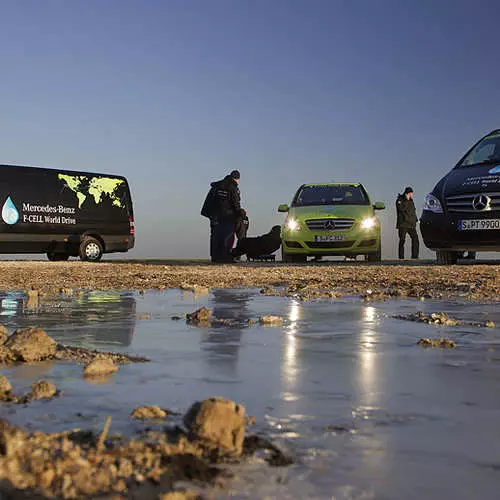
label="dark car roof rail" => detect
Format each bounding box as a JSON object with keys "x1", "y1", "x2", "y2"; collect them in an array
[{"x1": 488, "y1": 129, "x2": 500, "y2": 135}]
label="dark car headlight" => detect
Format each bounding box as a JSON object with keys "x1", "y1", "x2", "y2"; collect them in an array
[{"x1": 423, "y1": 193, "x2": 443, "y2": 214}]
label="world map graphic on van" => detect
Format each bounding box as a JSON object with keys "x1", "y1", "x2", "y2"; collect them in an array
[{"x1": 58, "y1": 174, "x2": 125, "y2": 209}]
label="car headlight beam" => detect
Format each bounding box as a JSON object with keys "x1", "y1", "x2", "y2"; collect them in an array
[
  {"x1": 360, "y1": 217, "x2": 377, "y2": 230},
  {"x1": 423, "y1": 193, "x2": 444, "y2": 214},
  {"x1": 286, "y1": 218, "x2": 300, "y2": 231}
]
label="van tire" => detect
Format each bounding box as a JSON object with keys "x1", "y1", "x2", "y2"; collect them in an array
[
  {"x1": 79, "y1": 236, "x2": 103, "y2": 262},
  {"x1": 47, "y1": 252, "x2": 69, "y2": 262},
  {"x1": 436, "y1": 250, "x2": 458, "y2": 265}
]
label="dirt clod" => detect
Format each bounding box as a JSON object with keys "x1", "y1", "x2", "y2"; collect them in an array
[
  {"x1": 83, "y1": 359, "x2": 118, "y2": 378},
  {"x1": 186, "y1": 307, "x2": 211, "y2": 325},
  {"x1": 131, "y1": 405, "x2": 168, "y2": 420},
  {"x1": 417, "y1": 338, "x2": 456, "y2": 348},
  {"x1": 259, "y1": 315, "x2": 284, "y2": 325},
  {"x1": 0, "y1": 324, "x2": 7, "y2": 346},
  {"x1": 4, "y1": 327, "x2": 57, "y2": 362},
  {"x1": 0, "y1": 374, "x2": 12, "y2": 394},
  {"x1": 30, "y1": 380, "x2": 58, "y2": 400},
  {"x1": 184, "y1": 397, "x2": 246, "y2": 457}
]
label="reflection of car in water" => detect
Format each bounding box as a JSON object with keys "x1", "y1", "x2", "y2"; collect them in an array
[
  {"x1": 278, "y1": 183, "x2": 385, "y2": 262},
  {"x1": 421, "y1": 129, "x2": 500, "y2": 264},
  {"x1": 0, "y1": 291, "x2": 136, "y2": 347}
]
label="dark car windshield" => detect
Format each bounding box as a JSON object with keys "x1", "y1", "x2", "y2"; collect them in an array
[
  {"x1": 292, "y1": 185, "x2": 369, "y2": 207},
  {"x1": 459, "y1": 132, "x2": 500, "y2": 167}
]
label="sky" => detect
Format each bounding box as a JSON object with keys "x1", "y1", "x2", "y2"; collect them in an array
[{"x1": 0, "y1": 0, "x2": 499, "y2": 259}]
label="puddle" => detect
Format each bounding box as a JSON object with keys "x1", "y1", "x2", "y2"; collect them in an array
[{"x1": 1, "y1": 289, "x2": 500, "y2": 499}]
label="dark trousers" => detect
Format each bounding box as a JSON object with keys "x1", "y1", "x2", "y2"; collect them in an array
[
  {"x1": 211, "y1": 220, "x2": 235, "y2": 262},
  {"x1": 398, "y1": 227, "x2": 419, "y2": 259}
]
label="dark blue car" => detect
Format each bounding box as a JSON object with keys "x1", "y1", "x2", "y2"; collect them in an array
[{"x1": 421, "y1": 129, "x2": 500, "y2": 264}]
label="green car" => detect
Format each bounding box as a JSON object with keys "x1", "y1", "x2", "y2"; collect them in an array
[{"x1": 278, "y1": 183, "x2": 385, "y2": 262}]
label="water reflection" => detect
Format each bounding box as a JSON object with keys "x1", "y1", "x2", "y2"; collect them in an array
[
  {"x1": 284, "y1": 300, "x2": 301, "y2": 386},
  {"x1": 200, "y1": 289, "x2": 253, "y2": 376},
  {"x1": 0, "y1": 291, "x2": 136, "y2": 347},
  {"x1": 359, "y1": 305, "x2": 378, "y2": 407}
]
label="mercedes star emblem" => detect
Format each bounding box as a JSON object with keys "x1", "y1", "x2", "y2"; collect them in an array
[
  {"x1": 324, "y1": 220, "x2": 336, "y2": 230},
  {"x1": 472, "y1": 194, "x2": 490, "y2": 211}
]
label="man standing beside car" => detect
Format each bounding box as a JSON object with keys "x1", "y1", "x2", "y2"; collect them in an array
[
  {"x1": 201, "y1": 170, "x2": 242, "y2": 263},
  {"x1": 396, "y1": 186, "x2": 419, "y2": 259}
]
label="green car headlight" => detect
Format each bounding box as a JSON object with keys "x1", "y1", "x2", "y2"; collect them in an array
[
  {"x1": 360, "y1": 217, "x2": 377, "y2": 230},
  {"x1": 286, "y1": 218, "x2": 301, "y2": 231}
]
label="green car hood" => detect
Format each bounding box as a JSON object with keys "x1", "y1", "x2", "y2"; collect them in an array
[{"x1": 289, "y1": 205, "x2": 373, "y2": 220}]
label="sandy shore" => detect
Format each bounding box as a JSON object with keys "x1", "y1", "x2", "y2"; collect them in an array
[{"x1": 0, "y1": 260, "x2": 497, "y2": 300}]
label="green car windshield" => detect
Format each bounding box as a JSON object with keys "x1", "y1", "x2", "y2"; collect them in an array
[{"x1": 292, "y1": 185, "x2": 370, "y2": 207}]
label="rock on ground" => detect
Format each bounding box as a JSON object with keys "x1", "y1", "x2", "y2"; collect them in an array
[
  {"x1": 417, "y1": 338, "x2": 456, "y2": 348},
  {"x1": 186, "y1": 307, "x2": 211, "y2": 324},
  {"x1": 184, "y1": 397, "x2": 246, "y2": 456},
  {"x1": 83, "y1": 358, "x2": 118, "y2": 377},
  {"x1": 4, "y1": 327, "x2": 57, "y2": 362},
  {"x1": 159, "y1": 491, "x2": 202, "y2": 500},
  {"x1": 131, "y1": 405, "x2": 167, "y2": 420},
  {"x1": 259, "y1": 315, "x2": 284, "y2": 325},
  {"x1": 30, "y1": 380, "x2": 57, "y2": 399},
  {"x1": 0, "y1": 374, "x2": 12, "y2": 394},
  {"x1": 0, "y1": 324, "x2": 7, "y2": 345}
]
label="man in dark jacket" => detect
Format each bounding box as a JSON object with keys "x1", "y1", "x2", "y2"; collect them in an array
[
  {"x1": 396, "y1": 186, "x2": 419, "y2": 259},
  {"x1": 201, "y1": 170, "x2": 242, "y2": 263}
]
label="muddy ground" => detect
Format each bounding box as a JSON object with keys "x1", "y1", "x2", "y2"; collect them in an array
[{"x1": 0, "y1": 260, "x2": 497, "y2": 300}]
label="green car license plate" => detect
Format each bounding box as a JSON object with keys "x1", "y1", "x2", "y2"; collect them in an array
[{"x1": 314, "y1": 234, "x2": 345, "y2": 242}]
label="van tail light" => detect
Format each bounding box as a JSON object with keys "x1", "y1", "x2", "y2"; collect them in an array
[{"x1": 129, "y1": 216, "x2": 135, "y2": 236}]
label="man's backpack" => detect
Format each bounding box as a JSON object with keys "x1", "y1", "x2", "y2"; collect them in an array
[{"x1": 201, "y1": 186, "x2": 216, "y2": 218}]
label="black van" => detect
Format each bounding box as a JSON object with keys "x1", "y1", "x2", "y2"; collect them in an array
[
  {"x1": 0, "y1": 164, "x2": 134, "y2": 261},
  {"x1": 421, "y1": 129, "x2": 500, "y2": 264}
]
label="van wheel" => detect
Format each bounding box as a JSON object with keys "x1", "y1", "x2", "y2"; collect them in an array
[
  {"x1": 47, "y1": 252, "x2": 70, "y2": 262},
  {"x1": 79, "y1": 237, "x2": 103, "y2": 262},
  {"x1": 436, "y1": 250, "x2": 458, "y2": 265}
]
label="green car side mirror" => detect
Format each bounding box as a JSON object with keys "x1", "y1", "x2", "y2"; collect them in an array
[
  {"x1": 373, "y1": 202, "x2": 385, "y2": 210},
  {"x1": 278, "y1": 204, "x2": 289, "y2": 213}
]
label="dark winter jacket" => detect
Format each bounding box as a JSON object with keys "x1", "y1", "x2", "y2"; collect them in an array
[
  {"x1": 396, "y1": 194, "x2": 418, "y2": 229},
  {"x1": 201, "y1": 175, "x2": 241, "y2": 222}
]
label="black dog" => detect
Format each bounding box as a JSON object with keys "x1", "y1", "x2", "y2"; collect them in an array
[{"x1": 232, "y1": 225, "x2": 281, "y2": 259}]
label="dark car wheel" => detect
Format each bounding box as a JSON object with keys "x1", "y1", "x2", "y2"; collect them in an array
[
  {"x1": 436, "y1": 250, "x2": 458, "y2": 265},
  {"x1": 79, "y1": 236, "x2": 103, "y2": 262},
  {"x1": 282, "y1": 250, "x2": 307, "y2": 263},
  {"x1": 366, "y1": 247, "x2": 382, "y2": 262},
  {"x1": 47, "y1": 252, "x2": 70, "y2": 262}
]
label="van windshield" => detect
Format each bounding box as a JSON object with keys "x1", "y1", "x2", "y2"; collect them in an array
[
  {"x1": 459, "y1": 132, "x2": 500, "y2": 167},
  {"x1": 292, "y1": 185, "x2": 369, "y2": 207}
]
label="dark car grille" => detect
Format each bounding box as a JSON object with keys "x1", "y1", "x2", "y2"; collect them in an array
[
  {"x1": 306, "y1": 240, "x2": 355, "y2": 249},
  {"x1": 445, "y1": 192, "x2": 500, "y2": 213},
  {"x1": 305, "y1": 218, "x2": 355, "y2": 231}
]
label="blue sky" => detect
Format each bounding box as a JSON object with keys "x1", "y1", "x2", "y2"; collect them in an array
[{"x1": 1, "y1": 0, "x2": 499, "y2": 258}]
